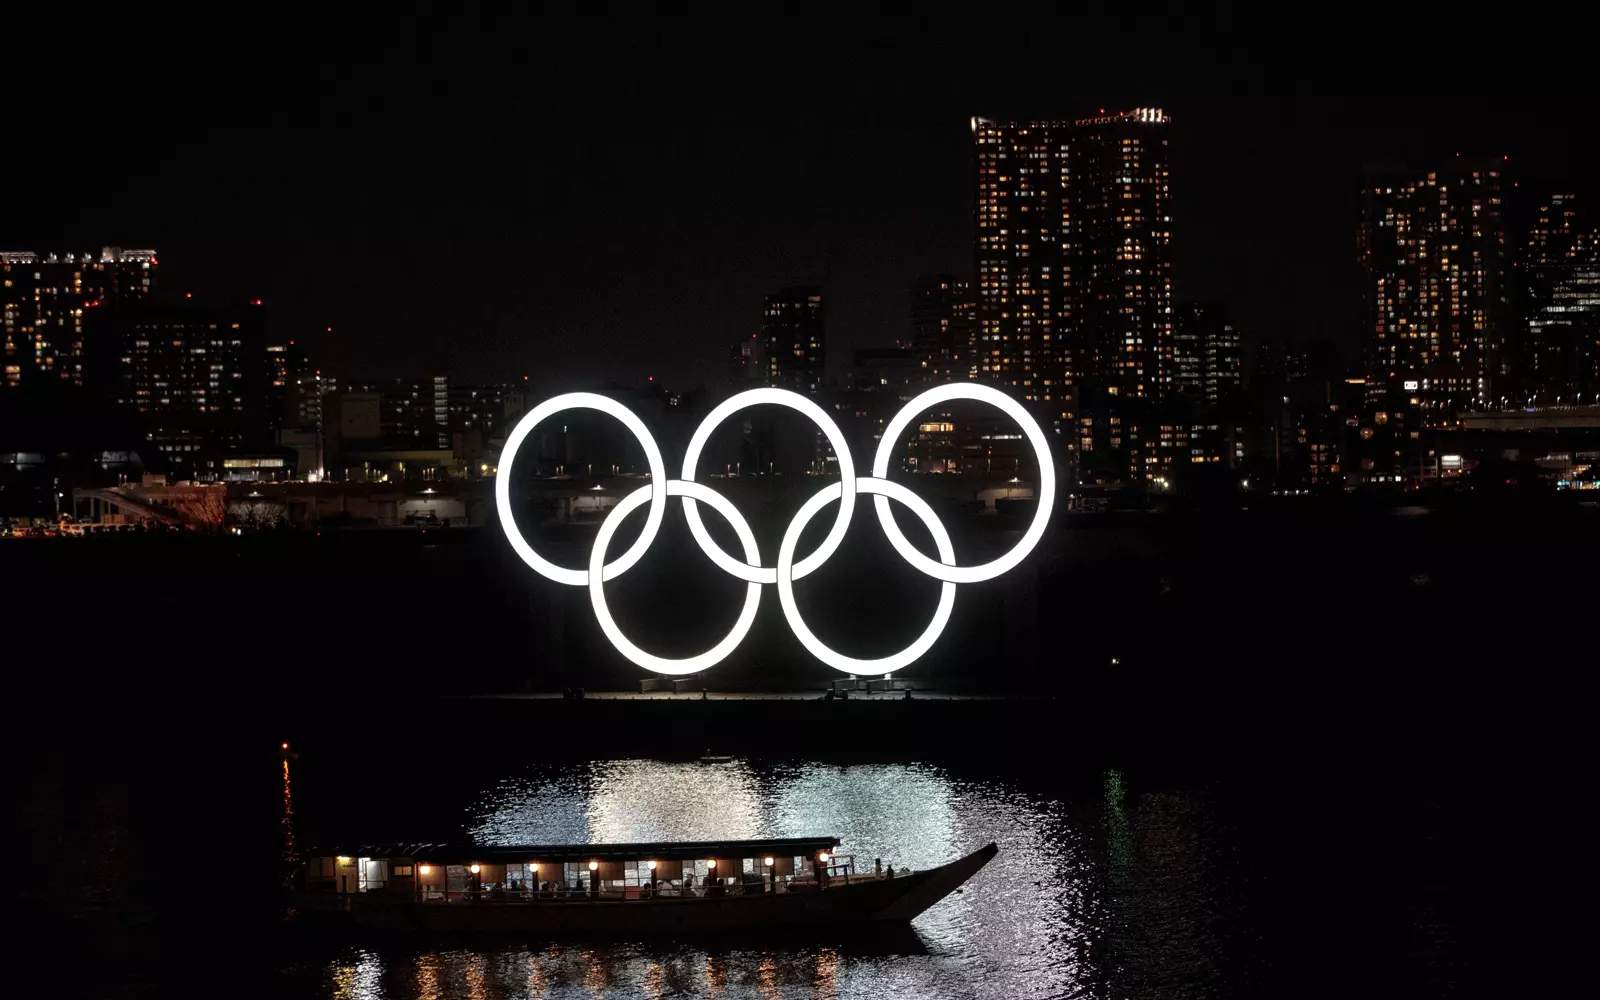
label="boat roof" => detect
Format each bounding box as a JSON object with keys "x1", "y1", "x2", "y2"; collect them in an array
[{"x1": 307, "y1": 836, "x2": 842, "y2": 864}]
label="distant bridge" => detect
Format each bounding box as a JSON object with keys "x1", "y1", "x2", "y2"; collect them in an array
[{"x1": 71, "y1": 487, "x2": 203, "y2": 526}]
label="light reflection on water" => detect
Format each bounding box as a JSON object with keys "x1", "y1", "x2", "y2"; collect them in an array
[{"x1": 296, "y1": 761, "x2": 1238, "y2": 1000}]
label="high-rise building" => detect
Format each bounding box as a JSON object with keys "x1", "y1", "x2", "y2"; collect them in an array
[
  {"x1": 761, "y1": 286, "x2": 825, "y2": 396},
  {"x1": 265, "y1": 340, "x2": 311, "y2": 434},
  {"x1": 1174, "y1": 301, "x2": 1243, "y2": 405},
  {"x1": 1, "y1": 247, "x2": 156, "y2": 388},
  {"x1": 1358, "y1": 159, "x2": 1510, "y2": 410},
  {"x1": 449, "y1": 382, "x2": 527, "y2": 439},
  {"x1": 971, "y1": 110, "x2": 1174, "y2": 408},
  {"x1": 287, "y1": 371, "x2": 328, "y2": 431},
  {"x1": 1524, "y1": 192, "x2": 1600, "y2": 403},
  {"x1": 338, "y1": 376, "x2": 451, "y2": 449},
  {"x1": 727, "y1": 334, "x2": 766, "y2": 389},
  {"x1": 112, "y1": 302, "x2": 268, "y2": 470},
  {"x1": 909, "y1": 275, "x2": 975, "y2": 383}
]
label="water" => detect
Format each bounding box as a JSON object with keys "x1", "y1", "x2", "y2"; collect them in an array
[
  {"x1": 271, "y1": 758, "x2": 1254, "y2": 1000},
  {"x1": 18, "y1": 505, "x2": 1589, "y2": 998},
  {"x1": 18, "y1": 699, "x2": 1517, "y2": 1000}
]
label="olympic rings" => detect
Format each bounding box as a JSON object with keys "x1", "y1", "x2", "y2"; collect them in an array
[
  {"x1": 497, "y1": 387, "x2": 1052, "y2": 676},
  {"x1": 680, "y1": 387, "x2": 855, "y2": 584},
  {"x1": 775, "y1": 479, "x2": 956, "y2": 676},
  {"x1": 871, "y1": 383, "x2": 1056, "y2": 584},
  {"x1": 495, "y1": 392, "x2": 668, "y2": 586},
  {"x1": 589, "y1": 481, "x2": 764, "y2": 676}
]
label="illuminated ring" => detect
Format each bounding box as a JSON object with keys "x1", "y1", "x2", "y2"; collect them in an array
[
  {"x1": 870, "y1": 383, "x2": 1055, "y2": 584},
  {"x1": 680, "y1": 387, "x2": 856, "y2": 584},
  {"x1": 775, "y1": 478, "x2": 956, "y2": 677},
  {"x1": 589, "y1": 480, "x2": 762, "y2": 676},
  {"x1": 495, "y1": 392, "x2": 668, "y2": 586}
]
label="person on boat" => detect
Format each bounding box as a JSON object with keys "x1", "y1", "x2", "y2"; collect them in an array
[{"x1": 683, "y1": 872, "x2": 695, "y2": 897}]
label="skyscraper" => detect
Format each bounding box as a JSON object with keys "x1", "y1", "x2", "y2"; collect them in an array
[
  {"x1": 971, "y1": 110, "x2": 1174, "y2": 408},
  {"x1": 265, "y1": 339, "x2": 311, "y2": 434},
  {"x1": 338, "y1": 376, "x2": 451, "y2": 449},
  {"x1": 1, "y1": 247, "x2": 156, "y2": 388},
  {"x1": 1524, "y1": 192, "x2": 1600, "y2": 403},
  {"x1": 1358, "y1": 159, "x2": 1510, "y2": 410},
  {"x1": 909, "y1": 274, "x2": 975, "y2": 383},
  {"x1": 727, "y1": 334, "x2": 765, "y2": 389},
  {"x1": 761, "y1": 286, "x2": 824, "y2": 396},
  {"x1": 1174, "y1": 301, "x2": 1243, "y2": 405},
  {"x1": 113, "y1": 301, "x2": 268, "y2": 471}
]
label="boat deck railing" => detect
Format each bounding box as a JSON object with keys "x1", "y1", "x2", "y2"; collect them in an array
[{"x1": 406, "y1": 870, "x2": 905, "y2": 904}]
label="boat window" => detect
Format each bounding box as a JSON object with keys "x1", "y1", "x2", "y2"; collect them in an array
[
  {"x1": 358, "y1": 858, "x2": 386, "y2": 892},
  {"x1": 560, "y1": 861, "x2": 587, "y2": 887}
]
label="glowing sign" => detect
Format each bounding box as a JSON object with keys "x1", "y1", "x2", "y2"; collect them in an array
[
  {"x1": 496, "y1": 386, "x2": 1053, "y2": 676},
  {"x1": 1403, "y1": 380, "x2": 1420, "y2": 391}
]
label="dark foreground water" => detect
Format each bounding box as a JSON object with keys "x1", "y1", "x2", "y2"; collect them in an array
[
  {"x1": 10, "y1": 504, "x2": 1594, "y2": 997},
  {"x1": 18, "y1": 704, "x2": 1518, "y2": 1000}
]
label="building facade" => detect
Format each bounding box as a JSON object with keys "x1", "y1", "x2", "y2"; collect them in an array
[
  {"x1": 1358, "y1": 159, "x2": 1510, "y2": 411},
  {"x1": 761, "y1": 286, "x2": 825, "y2": 396},
  {"x1": 339, "y1": 376, "x2": 451, "y2": 449},
  {"x1": 2, "y1": 247, "x2": 156, "y2": 388},
  {"x1": 909, "y1": 274, "x2": 975, "y2": 384},
  {"x1": 1173, "y1": 301, "x2": 1243, "y2": 405},
  {"x1": 265, "y1": 340, "x2": 311, "y2": 434},
  {"x1": 727, "y1": 334, "x2": 766, "y2": 389},
  {"x1": 1523, "y1": 192, "x2": 1600, "y2": 404},
  {"x1": 112, "y1": 302, "x2": 269, "y2": 472},
  {"x1": 971, "y1": 110, "x2": 1174, "y2": 410}
]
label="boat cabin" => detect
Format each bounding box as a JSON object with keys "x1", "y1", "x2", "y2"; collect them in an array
[{"x1": 301, "y1": 837, "x2": 870, "y2": 903}]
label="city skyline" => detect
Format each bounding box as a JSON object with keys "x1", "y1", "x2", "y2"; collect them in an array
[{"x1": 6, "y1": 14, "x2": 1596, "y2": 392}]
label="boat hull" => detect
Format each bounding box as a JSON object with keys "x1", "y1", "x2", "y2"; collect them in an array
[{"x1": 295, "y1": 843, "x2": 997, "y2": 935}]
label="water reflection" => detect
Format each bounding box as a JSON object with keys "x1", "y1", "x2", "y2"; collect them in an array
[
  {"x1": 330, "y1": 950, "x2": 383, "y2": 999},
  {"x1": 467, "y1": 759, "x2": 1081, "y2": 998},
  {"x1": 291, "y1": 761, "x2": 1249, "y2": 999}
]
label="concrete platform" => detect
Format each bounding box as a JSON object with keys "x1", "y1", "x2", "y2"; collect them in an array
[{"x1": 450, "y1": 689, "x2": 1014, "y2": 702}]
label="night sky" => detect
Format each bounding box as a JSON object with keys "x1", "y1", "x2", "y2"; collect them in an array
[{"x1": 9, "y1": 10, "x2": 1594, "y2": 393}]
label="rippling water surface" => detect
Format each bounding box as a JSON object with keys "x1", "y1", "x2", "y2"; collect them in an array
[{"x1": 273, "y1": 759, "x2": 1257, "y2": 1000}]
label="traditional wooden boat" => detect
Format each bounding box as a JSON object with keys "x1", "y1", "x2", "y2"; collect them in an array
[{"x1": 291, "y1": 836, "x2": 997, "y2": 933}]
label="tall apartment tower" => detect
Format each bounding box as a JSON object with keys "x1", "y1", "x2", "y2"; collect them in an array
[
  {"x1": 1174, "y1": 301, "x2": 1243, "y2": 404},
  {"x1": 971, "y1": 110, "x2": 1174, "y2": 409},
  {"x1": 1523, "y1": 192, "x2": 1600, "y2": 402},
  {"x1": 265, "y1": 340, "x2": 311, "y2": 434},
  {"x1": 909, "y1": 274, "x2": 975, "y2": 383},
  {"x1": 115, "y1": 302, "x2": 268, "y2": 466},
  {"x1": 1, "y1": 247, "x2": 157, "y2": 388},
  {"x1": 1358, "y1": 159, "x2": 1510, "y2": 409},
  {"x1": 761, "y1": 286, "x2": 825, "y2": 396}
]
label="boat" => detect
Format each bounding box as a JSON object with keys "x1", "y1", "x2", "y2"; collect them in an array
[{"x1": 290, "y1": 836, "x2": 997, "y2": 933}]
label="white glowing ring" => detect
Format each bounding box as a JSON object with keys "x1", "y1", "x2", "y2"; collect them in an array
[
  {"x1": 588, "y1": 480, "x2": 763, "y2": 675},
  {"x1": 775, "y1": 478, "x2": 956, "y2": 676},
  {"x1": 496, "y1": 392, "x2": 669, "y2": 586},
  {"x1": 871, "y1": 383, "x2": 1055, "y2": 583},
  {"x1": 679, "y1": 387, "x2": 856, "y2": 584},
  {"x1": 501, "y1": 386, "x2": 1052, "y2": 677}
]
